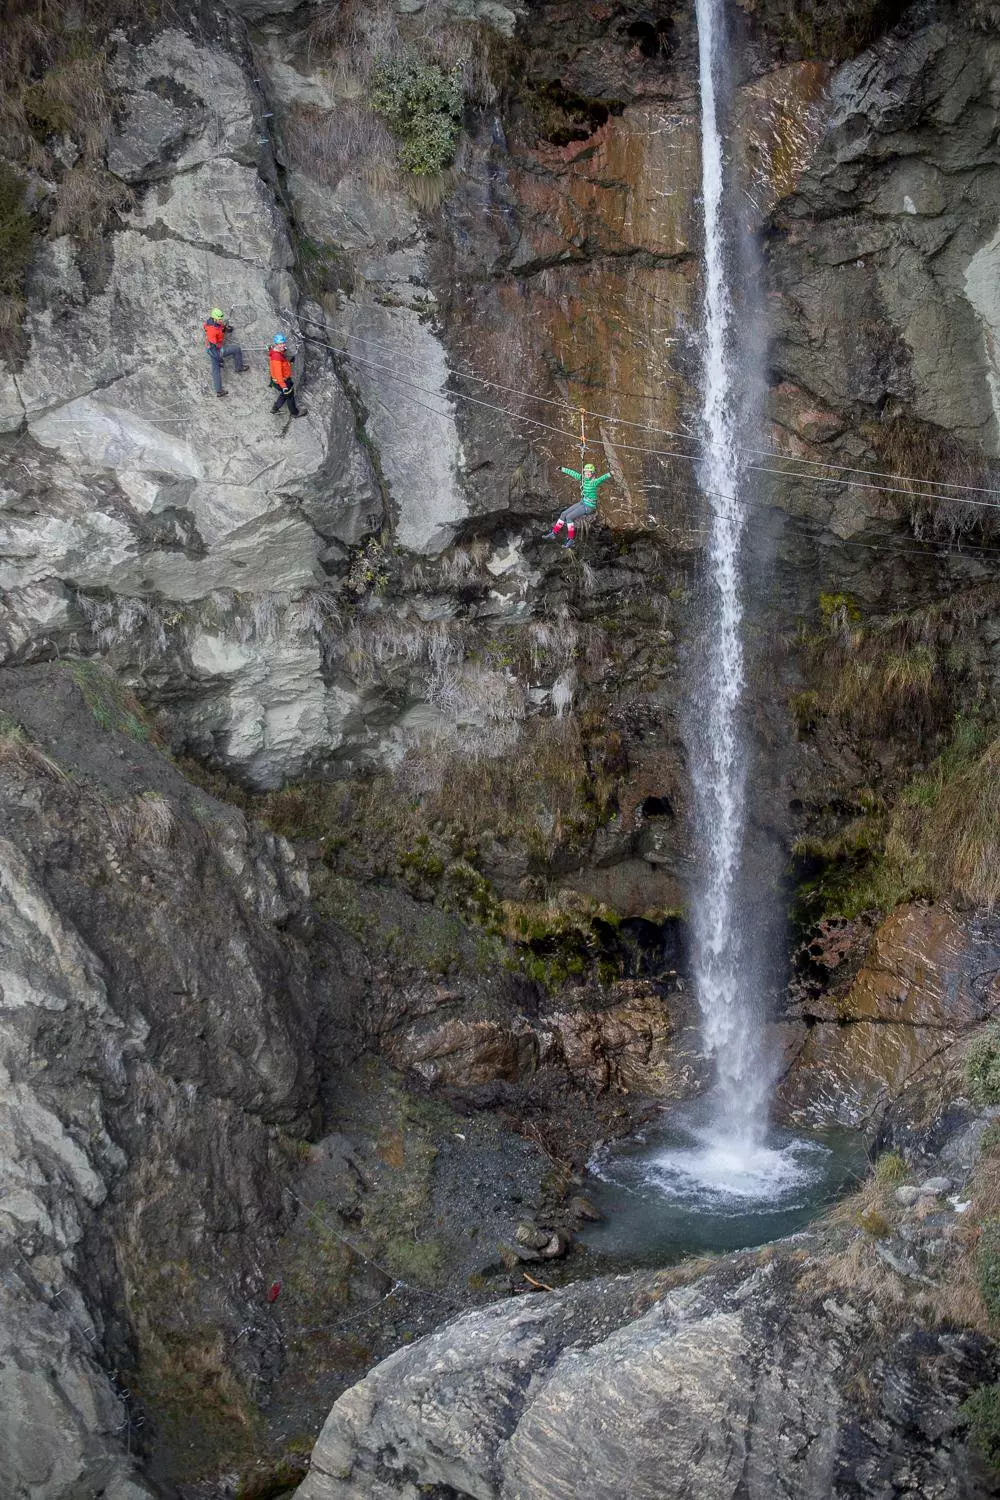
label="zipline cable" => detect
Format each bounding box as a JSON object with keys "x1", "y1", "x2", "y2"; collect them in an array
[
  {"x1": 314, "y1": 339, "x2": 1000, "y2": 568},
  {"x1": 320, "y1": 322, "x2": 1000, "y2": 504},
  {"x1": 321, "y1": 337, "x2": 1000, "y2": 520}
]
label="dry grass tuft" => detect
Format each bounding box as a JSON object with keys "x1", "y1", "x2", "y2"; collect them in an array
[
  {"x1": 864, "y1": 412, "x2": 1000, "y2": 545},
  {"x1": 49, "y1": 163, "x2": 133, "y2": 239},
  {"x1": 920, "y1": 739, "x2": 1000, "y2": 910},
  {"x1": 0, "y1": 0, "x2": 145, "y2": 325},
  {"x1": 281, "y1": 100, "x2": 398, "y2": 192},
  {"x1": 830, "y1": 640, "x2": 941, "y2": 737},
  {"x1": 106, "y1": 791, "x2": 176, "y2": 850},
  {"x1": 0, "y1": 712, "x2": 67, "y2": 781},
  {"x1": 301, "y1": 0, "x2": 513, "y2": 194}
]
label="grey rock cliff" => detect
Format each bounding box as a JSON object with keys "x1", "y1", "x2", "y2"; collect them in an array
[
  {"x1": 296, "y1": 1244, "x2": 991, "y2": 1500},
  {"x1": 0, "y1": 662, "x2": 319, "y2": 1492},
  {"x1": 0, "y1": 20, "x2": 382, "y2": 786}
]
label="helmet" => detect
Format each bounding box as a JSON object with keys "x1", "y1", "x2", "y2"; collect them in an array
[
  {"x1": 583, "y1": 463, "x2": 596, "y2": 475},
  {"x1": 272, "y1": 333, "x2": 287, "y2": 345},
  {"x1": 210, "y1": 308, "x2": 224, "y2": 320}
]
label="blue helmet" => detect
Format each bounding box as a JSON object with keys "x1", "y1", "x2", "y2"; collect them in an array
[{"x1": 272, "y1": 332, "x2": 287, "y2": 345}]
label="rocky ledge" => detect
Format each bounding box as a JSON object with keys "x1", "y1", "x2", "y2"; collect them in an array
[{"x1": 297, "y1": 1064, "x2": 999, "y2": 1500}]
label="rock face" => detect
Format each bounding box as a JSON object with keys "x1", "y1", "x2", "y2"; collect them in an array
[
  {"x1": 296, "y1": 1210, "x2": 992, "y2": 1500},
  {"x1": 778, "y1": 903, "x2": 1000, "y2": 1126},
  {"x1": 0, "y1": 20, "x2": 382, "y2": 786},
  {"x1": 384, "y1": 981, "x2": 698, "y2": 1095},
  {"x1": 0, "y1": 663, "x2": 318, "y2": 1489}
]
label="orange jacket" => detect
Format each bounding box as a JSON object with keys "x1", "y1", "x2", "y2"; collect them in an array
[
  {"x1": 268, "y1": 346, "x2": 293, "y2": 390},
  {"x1": 204, "y1": 318, "x2": 226, "y2": 348}
]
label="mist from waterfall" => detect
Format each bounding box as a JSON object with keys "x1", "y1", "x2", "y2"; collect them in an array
[{"x1": 685, "y1": 0, "x2": 769, "y2": 1155}]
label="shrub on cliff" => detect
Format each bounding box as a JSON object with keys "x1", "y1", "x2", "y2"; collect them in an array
[
  {"x1": 742, "y1": 0, "x2": 908, "y2": 61},
  {"x1": 370, "y1": 54, "x2": 464, "y2": 175},
  {"x1": 960, "y1": 1382, "x2": 1000, "y2": 1470},
  {"x1": 968, "y1": 1027, "x2": 1000, "y2": 1109}
]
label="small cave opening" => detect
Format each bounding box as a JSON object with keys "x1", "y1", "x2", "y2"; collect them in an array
[
  {"x1": 624, "y1": 17, "x2": 674, "y2": 60},
  {"x1": 640, "y1": 794, "x2": 674, "y2": 819},
  {"x1": 529, "y1": 79, "x2": 615, "y2": 146},
  {"x1": 617, "y1": 914, "x2": 686, "y2": 979}
]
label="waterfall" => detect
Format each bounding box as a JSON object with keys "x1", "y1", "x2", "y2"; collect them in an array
[{"x1": 688, "y1": 0, "x2": 768, "y2": 1149}]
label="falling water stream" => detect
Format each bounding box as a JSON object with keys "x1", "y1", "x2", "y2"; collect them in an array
[
  {"x1": 582, "y1": 0, "x2": 854, "y2": 1241},
  {"x1": 687, "y1": 0, "x2": 766, "y2": 1148}
]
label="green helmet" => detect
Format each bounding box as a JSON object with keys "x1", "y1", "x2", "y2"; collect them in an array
[
  {"x1": 583, "y1": 463, "x2": 596, "y2": 475},
  {"x1": 210, "y1": 307, "x2": 225, "y2": 320}
]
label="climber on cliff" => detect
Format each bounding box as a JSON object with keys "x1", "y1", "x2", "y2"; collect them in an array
[
  {"x1": 545, "y1": 462, "x2": 611, "y2": 548},
  {"x1": 203, "y1": 308, "x2": 246, "y2": 397},
  {"x1": 268, "y1": 333, "x2": 308, "y2": 419}
]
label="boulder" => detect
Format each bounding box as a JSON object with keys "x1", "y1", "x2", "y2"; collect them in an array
[{"x1": 294, "y1": 1251, "x2": 991, "y2": 1499}]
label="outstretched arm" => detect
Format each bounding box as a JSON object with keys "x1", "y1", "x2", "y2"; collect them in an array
[
  {"x1": 594, "y1": 472, "x2": 612, "y2": 486},
  {"x1": 560, "y1": 467, "x2": 582, "y2": 480}
]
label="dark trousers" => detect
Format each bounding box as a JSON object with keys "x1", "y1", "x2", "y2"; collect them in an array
[
  {"x1": 556, "y1": 501, "x2": 593, "y2": 527},
  {"x1": 271, "y1": 386, "x2": 300, "y2": 416},
  {"x1": 208, "y1": 344, "x2": 245, "y2": 393}
]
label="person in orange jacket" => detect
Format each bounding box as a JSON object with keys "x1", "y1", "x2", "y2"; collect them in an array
[
  {"x1": 203, "y1": 308, "x2": 245, "y2": 397},
  {"x1": 268, "y1": 334, "x2": 307, "y2": 418}
]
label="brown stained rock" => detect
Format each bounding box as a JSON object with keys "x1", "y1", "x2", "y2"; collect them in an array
[
  {"x1": 833, "y1": 904, "x2": 993, "y2": 1024},
  {"x1": 512, "y1": 107, "x2": 700, "y2": 264},
  {"x1": 551, "y1": 989, "x2": 677, "y2": 1093},
  {"x1": 777, "y1": 903, "x2": 1000, "y2": 1128},
  {"x1": 488, "y1": 105, "x2": 702, "y2": 532},
  {"x1": 385, "y1": 983, "x2": 697, "y2": 1098},
  {"x1": 385, "y1": 1018, "x2": 540, "y2": 1089},
  {"x1": 734, "y1": 62, "x2": 831, "y2": 221}
]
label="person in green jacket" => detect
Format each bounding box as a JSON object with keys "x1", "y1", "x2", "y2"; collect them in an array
[{"x1": 546, "y1": 463, "x2": 611, "y2": 547}]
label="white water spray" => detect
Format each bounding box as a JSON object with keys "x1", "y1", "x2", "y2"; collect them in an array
[{"x1": 686, "y1": 0, "x2": 768, "y2": 1154}]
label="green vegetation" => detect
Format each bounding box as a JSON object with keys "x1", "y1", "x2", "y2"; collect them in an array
[
  {"x1": 968, "y1": 1027, "x2": 1000, "y2": 1108},
  {"x1": 235, "y1": 1450, "x2": 311, "y2": 1500},
  {"x1": 67, "y1": 659, "x2": 152, "y2": 741},
  {"x1": 830, "y1": 642, "x2": 940, "y2": 737},
  {"x1": 960, "y1": 1383, "x2": 1000, "y2": 1470},
  {"x1": 497, "y1": 891, "x2": 625, "y2": 992},
  {"x1": 790, "y1": 581, "x2": 1000, "y2": 923},
  {"x1": 797, "y1": 584, "x2": 998, "y2": 745},
  {"x1": 0, "y1": 163, "x2": 36, "y2": 332},
  {"x1": 0, "y1": 711, "x2": 66, "y2": 780},
  {"x1": 369, "y1": 53, "x2": 464, "y2": 175},
  {"x1": 748, "y1": 0, "x2": 908, "y2": 62},
  {"x1": 346, "y1": 538, "x2": 392, "y2": 596},
  {"x1": 873, "y1": 1152, "x2": 908, "y2": 1186},
  {"x1": 856, "y1": 1205, "x2": 891, "y2": 1239},
  {"x1": 185, "y1": 697, "x2": 645, "y2": 996},
  {"x1": 864, "y1": 412, "x2": 1000, "y2": 545},
  {"x1": 976, "y1": 1218, "x2": 1000, "y2": 1324},
  {"x1": 0, "y1": 1, "x2": 139, "y2": 272},
  {"x1": 295, "y1": 234, "x2": 354, "y2": 301},
  {"x1": 818, "y1": 591, "x2": 861, "y2": 630},
  {"x1": 792, "y1": 713, "x2": 1000, "y2": 921}
]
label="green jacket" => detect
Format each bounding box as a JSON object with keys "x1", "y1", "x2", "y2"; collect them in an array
[{"x1": 561, "y1": 467, "x2": 611, "y2": 508}]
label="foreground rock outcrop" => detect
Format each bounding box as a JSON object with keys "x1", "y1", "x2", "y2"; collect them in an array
[
  {"x1": 296, "y1": 1122, "x2": 995, "y2": 1499},
  {"x1": 0, "y1": 662, "x2": 318, "y2": 1490}
]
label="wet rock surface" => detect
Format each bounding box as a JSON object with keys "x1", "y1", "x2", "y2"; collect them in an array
[{"x1": 778, "y1": 904, "x2": 1000, "y2": 1127}]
